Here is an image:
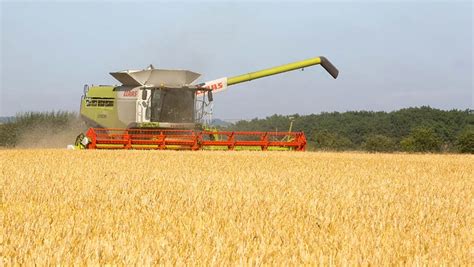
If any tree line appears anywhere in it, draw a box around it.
[225,106,473,153]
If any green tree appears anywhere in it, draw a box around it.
[0,123,19,147]
[456,126,474,153]
[313,130,354,151]
[363,135,396,152]
[400,127,442,152]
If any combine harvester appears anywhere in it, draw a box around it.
[74,56,339,151]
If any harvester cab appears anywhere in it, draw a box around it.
[77,56,338,151]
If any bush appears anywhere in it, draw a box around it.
[313,130,354,151]
[400,127,442,152]
[0,123,19,147]
[456,126,474,153]
[363,135,396,152]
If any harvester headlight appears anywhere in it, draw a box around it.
[81,137,90,146]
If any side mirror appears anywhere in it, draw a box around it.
[208,91,213,102]
[142,90,148,100]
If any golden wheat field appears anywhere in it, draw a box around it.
[1,149,472,265]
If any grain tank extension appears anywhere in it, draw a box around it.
[76,56,339,151]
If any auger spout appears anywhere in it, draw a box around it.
[227,56,339,86]
[199,56,339,93]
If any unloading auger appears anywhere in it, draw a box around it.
[75,56,338,151]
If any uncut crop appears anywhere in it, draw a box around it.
[2,150,472,265]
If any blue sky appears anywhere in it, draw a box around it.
[1,1,472,119]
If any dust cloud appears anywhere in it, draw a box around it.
[15,119,87,149]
